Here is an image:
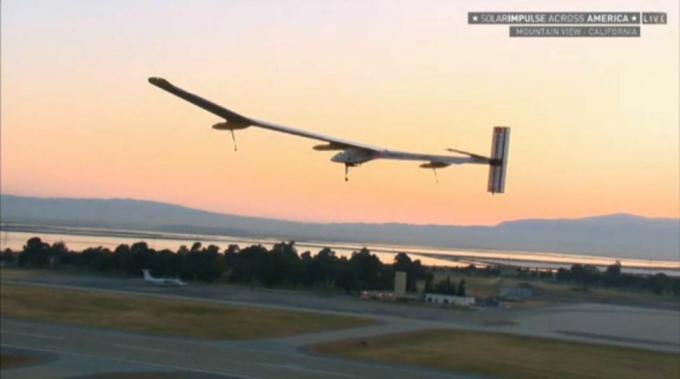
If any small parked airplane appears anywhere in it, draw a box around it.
[142,269,186,286]
[148,77,510,193]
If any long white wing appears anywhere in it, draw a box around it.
[250,118,380,152]
[149,78,252,125]
[148,77,379,151]
[148,77,482,165]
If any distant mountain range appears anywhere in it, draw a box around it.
[1,194,678,261]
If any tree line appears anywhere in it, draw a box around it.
[0,237,429,292]
[555,262,680,295]
[448,261,680,295]
[1,237,678,296]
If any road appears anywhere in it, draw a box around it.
[1,270,678,378]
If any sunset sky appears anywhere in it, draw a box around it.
[1,0,678,225]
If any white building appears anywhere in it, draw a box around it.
[424,293,476,306]
[394,271,407,298]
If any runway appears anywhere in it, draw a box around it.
[1,319,475,379]
[1,271,678,378]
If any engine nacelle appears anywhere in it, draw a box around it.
[212,121,250,131]
[420,161,450,169]
[313,143,345,151]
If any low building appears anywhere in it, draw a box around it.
[360,290,420,301]
[424,293,476,306]
[360,290,395,300]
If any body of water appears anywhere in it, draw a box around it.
[1,227,678,276]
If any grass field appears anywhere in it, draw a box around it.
[312,329,680,379]
[0,284,377,340]
[0,354,43,369]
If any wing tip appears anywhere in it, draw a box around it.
[148,77,172,87]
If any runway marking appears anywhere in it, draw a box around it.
[0,331,64,340]
[0,343,261,379]
[258,362,356,378]
[112,343,170,353]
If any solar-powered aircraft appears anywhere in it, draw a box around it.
[148,77,510,193]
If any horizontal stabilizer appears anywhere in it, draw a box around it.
[446,148,491,163]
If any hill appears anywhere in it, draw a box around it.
[1,194,678,260]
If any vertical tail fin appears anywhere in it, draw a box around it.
[142,269,151,280]
[488,127,510,194]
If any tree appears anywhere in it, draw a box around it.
[556,267,571,281]
[81,247,114,271]
[606,261,622,276]
[128,241,153,275]
[456,279,466,296]
[349,248,385,290]
[261,242,302,287]
[433,277,457,295]
[569,264,600,285]
[393,253,426,291]
[181,244,225,281]
[672,278,680,296]
[113,244,132,274]
[603,261,623,286]
[228,244,269,284]
[150,249,179,277]
[334,256,355,292]
[647,273,672,295]
[0,249,17,265]
[199,244,227,282]
[190,242,203,252]
[18,237,50,267]
[48,241,68,268]
[307,247,338,286]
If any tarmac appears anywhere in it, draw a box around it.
[1,271,678,378]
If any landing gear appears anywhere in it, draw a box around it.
[230,130,238,152]
[432,168,439,184]
[344,164,350,182]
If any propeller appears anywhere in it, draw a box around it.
[420,162,448,184]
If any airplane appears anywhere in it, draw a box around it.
[142,269,186,286]
[148,77,510,193]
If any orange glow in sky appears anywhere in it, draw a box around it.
[1,0,678,225]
